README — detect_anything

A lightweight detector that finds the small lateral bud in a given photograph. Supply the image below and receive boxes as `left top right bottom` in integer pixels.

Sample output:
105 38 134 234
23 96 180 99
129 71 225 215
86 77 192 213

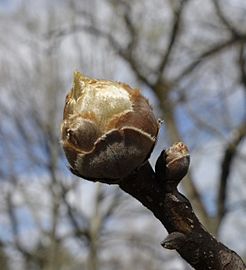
161 232 186 250
156 142 190 188
61 72 159 182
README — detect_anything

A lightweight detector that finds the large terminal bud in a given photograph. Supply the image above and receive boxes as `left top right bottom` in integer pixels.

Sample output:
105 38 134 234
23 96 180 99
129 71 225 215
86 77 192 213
61 72 159 182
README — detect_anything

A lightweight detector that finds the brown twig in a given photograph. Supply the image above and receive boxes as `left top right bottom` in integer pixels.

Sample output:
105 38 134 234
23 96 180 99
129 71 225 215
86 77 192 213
92 142 246 269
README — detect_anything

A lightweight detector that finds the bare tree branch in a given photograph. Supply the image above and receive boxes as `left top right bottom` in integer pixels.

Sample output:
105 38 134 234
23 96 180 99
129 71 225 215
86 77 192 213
119 1 138 53
185 103 225 139
6 191 33 260
216 122 246 232
156 0 190 82
238 43 246 98
212 0 240 37
176 35 246 81
46 23 154 88
60 183 90 245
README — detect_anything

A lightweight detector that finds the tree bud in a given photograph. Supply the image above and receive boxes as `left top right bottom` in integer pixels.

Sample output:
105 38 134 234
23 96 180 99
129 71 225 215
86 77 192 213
61 72 159 182
155 142 190 188
165 142 190 184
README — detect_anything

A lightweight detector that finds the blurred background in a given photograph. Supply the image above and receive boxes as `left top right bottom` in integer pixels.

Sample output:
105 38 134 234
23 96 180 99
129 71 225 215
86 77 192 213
0 0 245 269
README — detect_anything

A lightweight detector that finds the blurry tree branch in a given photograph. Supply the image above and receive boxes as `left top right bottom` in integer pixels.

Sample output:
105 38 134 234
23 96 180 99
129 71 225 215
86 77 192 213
46 24 153 88
239 43 246 97
60 183 90 242
185 104 225 139
6 191 33 262
216 123 246 232
213 41 246 233
156 0 190 82
175 35 246 81
120 1 138 53
212 0 240 36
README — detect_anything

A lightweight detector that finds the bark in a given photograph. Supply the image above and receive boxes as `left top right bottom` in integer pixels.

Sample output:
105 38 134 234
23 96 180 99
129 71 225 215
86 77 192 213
94 142 245 269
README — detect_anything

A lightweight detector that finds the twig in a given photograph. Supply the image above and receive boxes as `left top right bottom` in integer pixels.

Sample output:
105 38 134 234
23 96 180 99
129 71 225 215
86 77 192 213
89 142 246 269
